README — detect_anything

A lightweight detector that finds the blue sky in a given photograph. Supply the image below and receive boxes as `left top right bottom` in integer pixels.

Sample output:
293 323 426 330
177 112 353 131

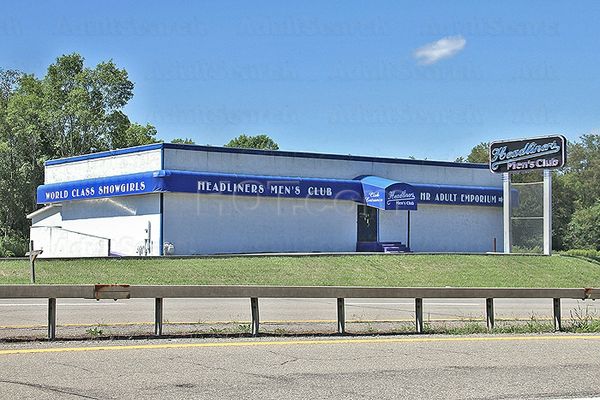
2 1 599 161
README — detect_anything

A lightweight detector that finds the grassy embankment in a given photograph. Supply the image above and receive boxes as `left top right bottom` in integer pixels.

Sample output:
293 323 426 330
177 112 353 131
0 254 599 287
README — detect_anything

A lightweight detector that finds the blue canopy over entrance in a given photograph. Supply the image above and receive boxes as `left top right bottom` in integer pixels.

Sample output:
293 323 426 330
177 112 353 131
358 176 418 210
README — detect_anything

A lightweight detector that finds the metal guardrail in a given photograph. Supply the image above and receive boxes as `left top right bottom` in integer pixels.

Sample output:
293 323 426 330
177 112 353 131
0 285 597 340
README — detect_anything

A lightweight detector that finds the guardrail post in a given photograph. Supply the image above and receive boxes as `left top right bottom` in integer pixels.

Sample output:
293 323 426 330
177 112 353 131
48 298 56 341
337 298 345 334
553 298 562 332
250 297 259 336
486 298 495 330
154 298 163 336
415 298 424 333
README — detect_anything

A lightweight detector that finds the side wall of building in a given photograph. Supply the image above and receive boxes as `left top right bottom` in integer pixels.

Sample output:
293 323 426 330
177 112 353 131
163 193 357 254
59 194 161 256
379 204 503 252
30 226 111 258
162 147 503 254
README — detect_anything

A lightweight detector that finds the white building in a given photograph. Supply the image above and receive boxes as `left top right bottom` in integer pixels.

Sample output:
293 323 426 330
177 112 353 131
29 143 505 257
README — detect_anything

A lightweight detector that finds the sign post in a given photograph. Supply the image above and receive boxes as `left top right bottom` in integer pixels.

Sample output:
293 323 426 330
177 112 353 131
502 173 512 253
26 240 43 284
489 134 566 255
543 169 552 255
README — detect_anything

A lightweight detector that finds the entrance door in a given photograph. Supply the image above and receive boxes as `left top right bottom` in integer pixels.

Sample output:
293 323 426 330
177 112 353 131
357 205 378 242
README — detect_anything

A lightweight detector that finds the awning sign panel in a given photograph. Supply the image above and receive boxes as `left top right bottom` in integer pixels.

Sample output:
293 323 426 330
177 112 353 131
37 170 364 204
412 184 505 207
37 172 160 203
159 170 363 201
359 176 417 210
385 183 417 210
37 170 505 208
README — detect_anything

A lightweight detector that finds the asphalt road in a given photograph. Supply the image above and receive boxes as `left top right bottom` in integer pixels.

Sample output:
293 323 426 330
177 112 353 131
1 298 598 339
1 334 600 399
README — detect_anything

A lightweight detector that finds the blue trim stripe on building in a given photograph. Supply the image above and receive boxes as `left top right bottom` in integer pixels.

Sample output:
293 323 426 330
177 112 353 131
44 142 489 170
37 170 505 208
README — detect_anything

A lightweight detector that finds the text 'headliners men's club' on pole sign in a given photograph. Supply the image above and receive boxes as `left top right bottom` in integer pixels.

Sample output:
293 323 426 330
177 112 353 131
488 134 567 256
489 134 567 174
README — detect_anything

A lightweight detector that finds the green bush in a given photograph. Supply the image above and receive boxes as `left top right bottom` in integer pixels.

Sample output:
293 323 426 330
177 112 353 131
511 245 543 254
565 203 600 251
0 235 28 257
562 249 600 263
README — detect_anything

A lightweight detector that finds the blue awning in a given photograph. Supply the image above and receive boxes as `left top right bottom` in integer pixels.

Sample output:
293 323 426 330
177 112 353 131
37 170 506 208
358 176 418 210
410 182 505 207
36 171 162 203
37 170 363 204
358 176 507 208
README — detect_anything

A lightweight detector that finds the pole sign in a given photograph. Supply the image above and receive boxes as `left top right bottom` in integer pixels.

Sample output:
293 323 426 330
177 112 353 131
489 134 567 174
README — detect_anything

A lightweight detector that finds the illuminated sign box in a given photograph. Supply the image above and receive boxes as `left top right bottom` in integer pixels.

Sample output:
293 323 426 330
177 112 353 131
489 135 567 174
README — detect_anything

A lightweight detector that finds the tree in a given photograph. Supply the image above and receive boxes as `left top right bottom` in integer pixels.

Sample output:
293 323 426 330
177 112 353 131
40 54 137 156
111 122 158 149
465 142 489 163
171 138 196 144
4 74 47 228
0 69 22 102
564 202 600 250
552 134 600 250
455 142 489 163
0 54 157 251
0 69 28 239
225 134 279 150
551 173 577 250
561 134 600 209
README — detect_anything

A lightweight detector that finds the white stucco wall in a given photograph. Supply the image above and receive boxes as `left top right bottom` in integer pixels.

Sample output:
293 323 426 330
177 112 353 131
408 204 503 252
163 148 501 187
163 193 357 254
45 149 162 184
30 226 110 258
378 205 503 252
59 194 161 256
378 210 409 244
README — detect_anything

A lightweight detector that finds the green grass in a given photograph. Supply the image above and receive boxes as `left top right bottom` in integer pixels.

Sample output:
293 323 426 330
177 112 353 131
1 254 599 287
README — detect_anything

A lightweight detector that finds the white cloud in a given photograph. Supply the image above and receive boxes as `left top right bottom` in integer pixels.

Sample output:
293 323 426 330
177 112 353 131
413 35 466 65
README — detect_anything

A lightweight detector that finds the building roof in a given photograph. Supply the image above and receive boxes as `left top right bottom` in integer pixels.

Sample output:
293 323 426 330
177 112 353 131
44 143 489 170
26 204 62 219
